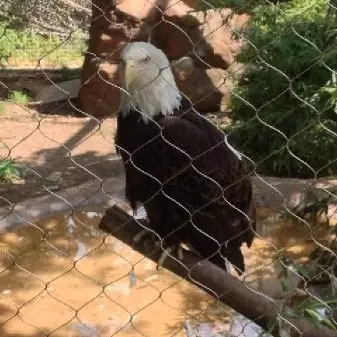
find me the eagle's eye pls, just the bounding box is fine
[143,56,150,63]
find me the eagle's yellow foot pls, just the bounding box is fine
[156,243,184,270]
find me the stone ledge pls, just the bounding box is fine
[2,154,336,230]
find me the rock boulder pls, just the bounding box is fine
[79,0,249,118]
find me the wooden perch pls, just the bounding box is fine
[98,205,337,337]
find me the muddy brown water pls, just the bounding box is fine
[0,206,333,337]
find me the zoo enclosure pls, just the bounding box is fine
[0,0,337,336]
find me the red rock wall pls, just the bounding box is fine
[79,0,249,118]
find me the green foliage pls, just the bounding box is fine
[289,186,336,225]
[0,22,86,67]
[0,159,22,182]
[286,187,337,287]
[227,0,337,178]
[287,297,337,331]
[197,0,242,10]
[261,255,337,336]
[196,0,265,12]
[8,91,29,105]
[261,294,337,337]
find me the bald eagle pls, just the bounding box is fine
[115,42,256,275]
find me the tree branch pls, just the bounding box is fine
[98,205,337,337]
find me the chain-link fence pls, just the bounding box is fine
[0,0,337,336]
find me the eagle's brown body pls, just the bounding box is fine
[115,98,256,274]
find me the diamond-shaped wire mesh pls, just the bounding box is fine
[0,0,337,336]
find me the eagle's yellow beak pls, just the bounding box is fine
[124,60,137,91]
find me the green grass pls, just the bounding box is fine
[0,22,87,67]
[8,91,29,105]
[0,159,22,182]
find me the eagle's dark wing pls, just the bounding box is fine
[149,112,256,272]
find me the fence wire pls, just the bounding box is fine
[0,0,337,337]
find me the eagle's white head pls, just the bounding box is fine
[118,42,182,122]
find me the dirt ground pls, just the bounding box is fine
[0,85,234,209]
[0,101,119,207]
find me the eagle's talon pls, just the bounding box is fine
[177,245,184,261]
[133,229,159,253]
[157,246,173,270]
[133,229,152,244]
[156,243,184,270]
[143,235,160,253]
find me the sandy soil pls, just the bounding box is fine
[0,102,118,207]
[0,101,234,208]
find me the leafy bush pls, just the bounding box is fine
[8,91,29,105]
[226,0,337,178]
[0,21,86,67]
[0,159,22,182]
